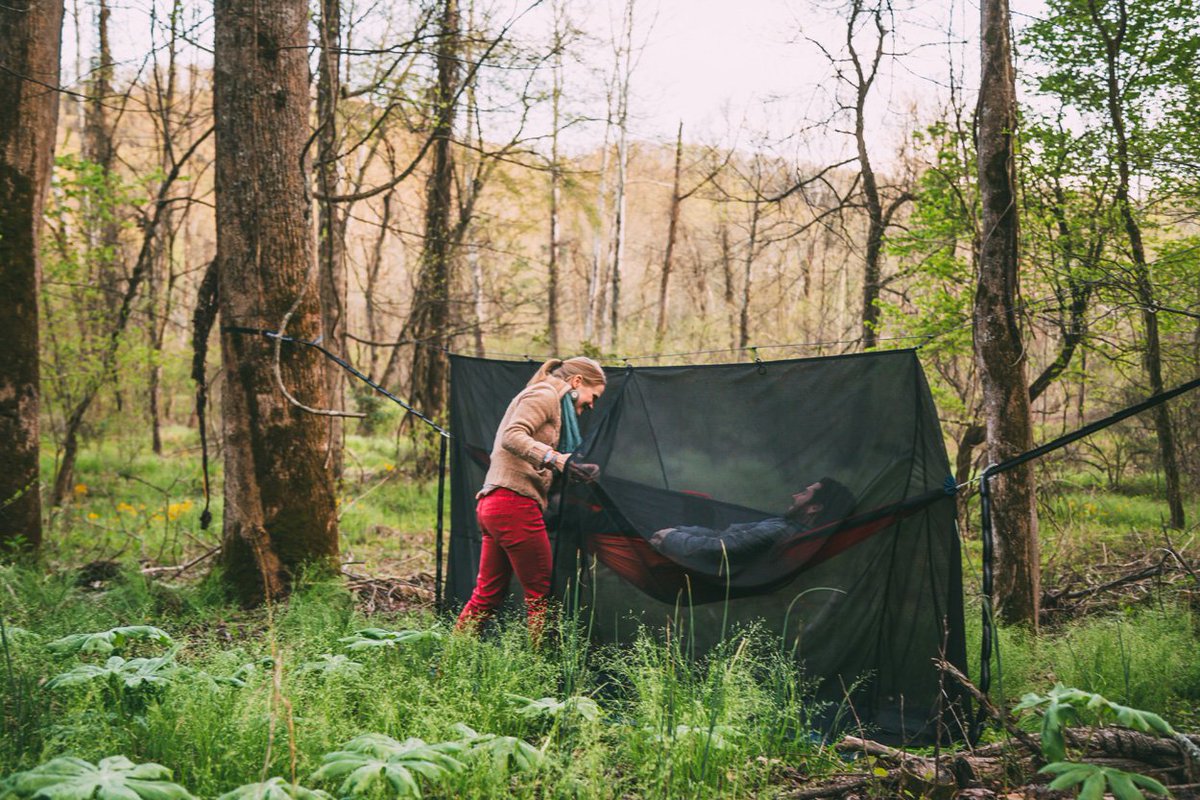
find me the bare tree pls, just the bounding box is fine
[0,0,65,554]
[975,0,1040,628]
[803,0,913,349]
[607,0,636,350]
[214,0,338,603]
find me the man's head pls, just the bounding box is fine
[785,477,856,528]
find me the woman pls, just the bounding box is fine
[456,356,606,634]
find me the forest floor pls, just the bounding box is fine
[4,427,1199,798]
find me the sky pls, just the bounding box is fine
[66,0,1053,162]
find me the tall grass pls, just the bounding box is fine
[0,565,830,798]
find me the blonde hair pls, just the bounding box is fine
[527,356,606,388]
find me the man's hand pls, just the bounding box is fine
[650,529,671,548]
[565,461,600,484]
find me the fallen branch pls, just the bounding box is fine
[141,546,221,578]
[934,658,1044,760]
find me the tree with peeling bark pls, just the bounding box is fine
[975,0,1040,628]
[0,0,64,555]
[214,0,338,603]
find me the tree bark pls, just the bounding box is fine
[214,0,338,603]
[976,0,1040,628]
[0,0,64,555]
[654,121,684,352]
[316,0,346,480]
[546,16,564,353]
[405,0,460,425]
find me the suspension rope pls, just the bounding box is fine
[221,326,451,438]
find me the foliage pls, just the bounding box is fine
[214,778,332,800]
[448,724,544,774]
[46,627,173,657]
[309,734,464,799]
[338,629,443,652]
[1014,684,1174,763]
[1039,761,1169,800]
[46,654,181,695]
[507,693,601,723]
[0,756,194,800]
[295,655,363,677]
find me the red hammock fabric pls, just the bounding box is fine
[585,512,897,604]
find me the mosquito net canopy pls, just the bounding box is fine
[446,350,967,744]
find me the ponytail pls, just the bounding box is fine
[527,358,565,387]
[526,356,606,388]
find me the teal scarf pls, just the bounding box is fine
[559,394,582,454]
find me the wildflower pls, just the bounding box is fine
[74,483,88,495]
[384,464,396,473]
[116,502,137,515]
[87,512,100,521]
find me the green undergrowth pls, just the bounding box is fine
[964,602,1200,728]
[38,428,446,574]
[0,565,835,798]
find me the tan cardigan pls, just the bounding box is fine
[478,376,571,508]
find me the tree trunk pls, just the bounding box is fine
[1090,0,1185,529]
[586,128,611,345]
[316,0,346,480]
[607,0,634,350]
[214,0,339,604]
[86,0,122,323]
[976,0,1040,628]
[738,195,761,349]
[405,0,460,425]
[654,121,684,352]
[849,0,886,349]
[547,23,563,354]
[0,0,63,555]
[50,0,122,496]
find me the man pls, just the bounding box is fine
[647,478,855,573]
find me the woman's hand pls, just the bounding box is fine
[565,461,600,483]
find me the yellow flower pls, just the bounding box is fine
[384,464,396,473]
[74,483,89,495]
[116,502,137,515]
[87,512,100,520]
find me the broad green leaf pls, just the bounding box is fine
[1129,772,1170,797]
[339,629,443,652]
[2,756,193,800]
[215,777,333,800]
[1079,770,1107,800]
[451,724,543,773]
[47,627,173,657]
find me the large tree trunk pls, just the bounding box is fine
[0,0,64,555]
[316,0,346,479]
[405,0,460,425]
[214,0,338,604]
[976,0,1040,629]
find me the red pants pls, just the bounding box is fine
[456,488,551,633]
